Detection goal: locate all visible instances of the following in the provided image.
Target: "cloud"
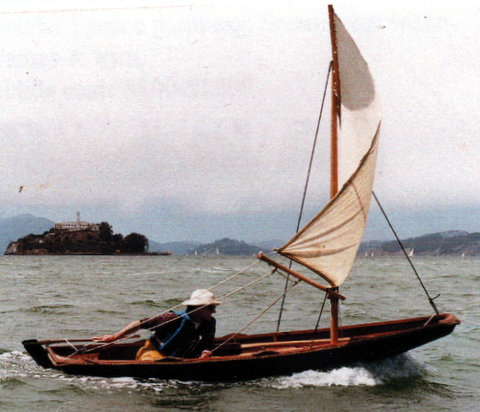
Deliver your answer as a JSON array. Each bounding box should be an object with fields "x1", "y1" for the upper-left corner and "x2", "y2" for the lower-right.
[
  {"x1": 1, "y1": 0, "x2": 479, "y2": 239},
  {"x1": 1, "y1": 2, "x2": 332, "y2": 215}
]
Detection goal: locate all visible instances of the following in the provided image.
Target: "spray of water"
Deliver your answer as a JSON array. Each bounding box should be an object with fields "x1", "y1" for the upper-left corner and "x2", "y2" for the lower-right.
[{"x1": 1, "y1": 350, "x2": 424, "y2": 392}]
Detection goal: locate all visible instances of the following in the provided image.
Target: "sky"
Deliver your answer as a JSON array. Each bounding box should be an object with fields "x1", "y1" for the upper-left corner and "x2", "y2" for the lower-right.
[{"x1": 1, "y1": 0, "x2": 479, "y2": 243}]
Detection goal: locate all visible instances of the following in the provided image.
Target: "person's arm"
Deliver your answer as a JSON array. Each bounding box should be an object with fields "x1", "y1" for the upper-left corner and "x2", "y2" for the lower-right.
[
  {"x1": 199, "y1": 318, "x2": 216, "y2": 358},
  {"x1": 92, "y1": 319, "x2": 141, "y2": 342}
]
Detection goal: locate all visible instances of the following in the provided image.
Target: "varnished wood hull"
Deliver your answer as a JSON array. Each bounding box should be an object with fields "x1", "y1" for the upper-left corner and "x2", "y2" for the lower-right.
[{"x1": 23, "y1": 313, "x2": 459, "y2": 381}]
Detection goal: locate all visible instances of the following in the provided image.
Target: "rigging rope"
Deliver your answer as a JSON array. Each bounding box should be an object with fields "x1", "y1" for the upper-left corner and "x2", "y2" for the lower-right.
[
  {"x1": 211, "y1": 267, "x2": 276, "y2": 305},
  {"x1": 212, "y1": 278, "x2": 298, "y2": 354},
  {"x1": 139, "y1": 260, "x2": 262, "y2": 319},
  {"x1": 80, "y1": 261, "x2": 270, "y2": 353},
  {"x1": 371, "y1": 191, "x2": 440, "y2": 316},
  {"x1": 277, "y1": 61, "x2": 333, "y2": 331},
  {"x1": 314, "y1": 291, "x2": 328, "y2": 332},
  {"x1": 208, "y1": 260, "x2": 261, "y2": 292}
]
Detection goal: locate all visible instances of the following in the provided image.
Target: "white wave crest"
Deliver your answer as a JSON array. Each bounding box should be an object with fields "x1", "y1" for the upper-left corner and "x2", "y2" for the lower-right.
[
  {"x1": 273, "y1": 367, "x2": 378, "y2": 388},
  {"x1": 0, "y1": 350, "x2": 27, "y2": 359},
  {"x1": 0, "y1": 350, "x2": 35, "y2": 380},
  {"x1": 272, "y1": 355, "x2": 424, "y2": 388}
]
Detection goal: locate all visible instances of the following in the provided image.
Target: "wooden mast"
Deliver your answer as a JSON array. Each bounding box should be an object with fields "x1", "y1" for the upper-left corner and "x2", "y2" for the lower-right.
[
  {"x1": 256, "y1": 5, "x2": 343, "y2": 342},
  {"x1": 329, "y1": 4, "x2": 339, "y2": 200},
  {"x1": 328, "y1": 4, "x2": 340, "y2": 344}
]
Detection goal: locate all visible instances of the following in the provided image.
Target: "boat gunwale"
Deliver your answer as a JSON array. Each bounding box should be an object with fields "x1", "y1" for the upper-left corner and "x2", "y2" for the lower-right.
[{"x1": 40, "y1": 313, "x2": 459, "y2": 367}]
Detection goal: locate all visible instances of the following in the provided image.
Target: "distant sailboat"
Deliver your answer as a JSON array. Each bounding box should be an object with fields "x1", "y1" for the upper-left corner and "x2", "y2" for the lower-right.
[
  {"x1": 23, "y1": 5, "x2": 459, "y2": 381},
  {"x1": 408, "y1": 248, "x2": 415, "y2": 257}
]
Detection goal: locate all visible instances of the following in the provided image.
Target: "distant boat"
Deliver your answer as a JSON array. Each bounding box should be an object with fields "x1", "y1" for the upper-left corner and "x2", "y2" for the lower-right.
[
  {"x1": 23, "y1": 5, "x2": 459, "y2": 381},
  {"x1": 408, "y1": 248, "x2": 415, "y2": 257}
]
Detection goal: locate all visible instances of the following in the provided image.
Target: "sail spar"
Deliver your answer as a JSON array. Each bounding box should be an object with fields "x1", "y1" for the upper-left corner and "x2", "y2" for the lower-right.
[{"x1": 277, "y1": 11, "x2": 381, "y2": 288}]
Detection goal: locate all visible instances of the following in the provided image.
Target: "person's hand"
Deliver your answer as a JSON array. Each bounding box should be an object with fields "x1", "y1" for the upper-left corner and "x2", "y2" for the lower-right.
[
  {"x1": 92, "y1": 334, "x2": 117, "y2": 343},
  {"x1": 200, "y1": 350, "x2": 212, "y2": 359}
]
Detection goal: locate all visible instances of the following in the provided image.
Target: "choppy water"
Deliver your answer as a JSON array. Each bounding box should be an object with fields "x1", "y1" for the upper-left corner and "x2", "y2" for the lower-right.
[{"x1": 0, "y1": 255, "x2": 478, "y2": 411}]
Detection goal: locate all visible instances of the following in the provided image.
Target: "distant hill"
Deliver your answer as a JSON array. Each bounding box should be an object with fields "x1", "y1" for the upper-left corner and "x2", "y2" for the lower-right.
[
  {"x1": 359, "y1": 230, "x2": 480, "y2": 256},
  {"x1": 255, "y1": 239, "x2": 285, "y2": 253},
  {"x1": 187, "y1": 238, "x2": 260, "y2": 256},
  {"x1": 149, "y1": 240, "x2": 201, "y2": 255},
  {"x1": 0, "y1": 214, "x2": 54, "y2": 253},
  {"x1": 5, "y1": 213, "x2": 477, "y2": 257},
  {"x1": 148, "y1": 239, "x2": 285, "y2": 255}
]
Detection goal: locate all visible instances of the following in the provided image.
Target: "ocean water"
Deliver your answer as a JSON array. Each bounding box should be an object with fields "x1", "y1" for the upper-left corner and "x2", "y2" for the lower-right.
[{"x1": 0, "y1": 255, "x2": 477, "y2": 411}]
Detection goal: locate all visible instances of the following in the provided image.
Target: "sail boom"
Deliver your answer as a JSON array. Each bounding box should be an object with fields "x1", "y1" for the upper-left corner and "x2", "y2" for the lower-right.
[
  {"x1": 276, "y1": 250, "x2": 336, "y2": 287},
  {"x1": 256, "y1": 253, "x2": 345, "y2": 300}
]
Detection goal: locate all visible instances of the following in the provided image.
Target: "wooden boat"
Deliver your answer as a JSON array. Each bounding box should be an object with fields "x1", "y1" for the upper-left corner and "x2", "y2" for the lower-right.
[
  {"x1": 23, "y1": 5, "x2": 459, "y2": 381},
  {"x1": 23, "y1": 314, "x2": 458, "y2": 381}
]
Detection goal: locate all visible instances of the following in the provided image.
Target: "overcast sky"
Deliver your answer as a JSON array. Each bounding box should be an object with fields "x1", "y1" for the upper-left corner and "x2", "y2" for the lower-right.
[{"x1": 1, "y1": 0, "x2": 479, "y2": 242}]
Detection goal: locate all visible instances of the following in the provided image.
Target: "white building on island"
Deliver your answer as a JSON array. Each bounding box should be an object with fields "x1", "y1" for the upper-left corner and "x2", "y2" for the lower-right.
[{"x1": 54, "y1": 212, "x2": 99, "y2": 232}]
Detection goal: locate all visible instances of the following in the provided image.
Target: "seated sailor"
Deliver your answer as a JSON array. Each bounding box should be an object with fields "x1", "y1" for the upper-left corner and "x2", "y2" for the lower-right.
[{"x1": 93, "y1": 289, "x2": 221, "y2": 360}]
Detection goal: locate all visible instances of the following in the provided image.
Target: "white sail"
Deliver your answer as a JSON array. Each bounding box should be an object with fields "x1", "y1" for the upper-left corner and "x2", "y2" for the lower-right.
[{"x1": 277, "y1": 12, "x2": 381, "y2": 287}]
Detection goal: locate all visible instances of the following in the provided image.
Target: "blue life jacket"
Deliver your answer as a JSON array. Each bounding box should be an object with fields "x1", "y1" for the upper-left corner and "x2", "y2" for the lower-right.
[{"x1": 150, "y1": 310, "x2": 215, "y2": 358}]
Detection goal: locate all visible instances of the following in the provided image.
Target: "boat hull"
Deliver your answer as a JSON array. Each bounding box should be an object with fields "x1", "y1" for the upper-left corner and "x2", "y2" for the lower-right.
[{"x1": 23, "y1": 313, "x2": 459, "y2": 381}]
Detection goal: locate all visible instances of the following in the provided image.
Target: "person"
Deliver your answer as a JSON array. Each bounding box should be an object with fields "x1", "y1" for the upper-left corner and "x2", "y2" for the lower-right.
[{"x1": 93, "y1": 289, "x2": 221, "y2": 360}]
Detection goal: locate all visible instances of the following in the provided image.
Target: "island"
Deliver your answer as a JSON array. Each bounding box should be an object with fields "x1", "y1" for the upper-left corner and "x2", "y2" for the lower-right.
[{"x1": 4, "y1": 222, "x2": 169, "y2": 255}]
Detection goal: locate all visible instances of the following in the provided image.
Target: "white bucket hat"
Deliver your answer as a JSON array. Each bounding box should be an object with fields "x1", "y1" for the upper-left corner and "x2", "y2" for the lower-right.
[{"x1": 182, "y1": 289, "x2": 221, "y2": 306}]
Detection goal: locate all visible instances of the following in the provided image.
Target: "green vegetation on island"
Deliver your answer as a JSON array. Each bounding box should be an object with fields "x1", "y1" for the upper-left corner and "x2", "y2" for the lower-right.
[{"x1": 4, "y1": 222, "x2": 149, "y2": 255}]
